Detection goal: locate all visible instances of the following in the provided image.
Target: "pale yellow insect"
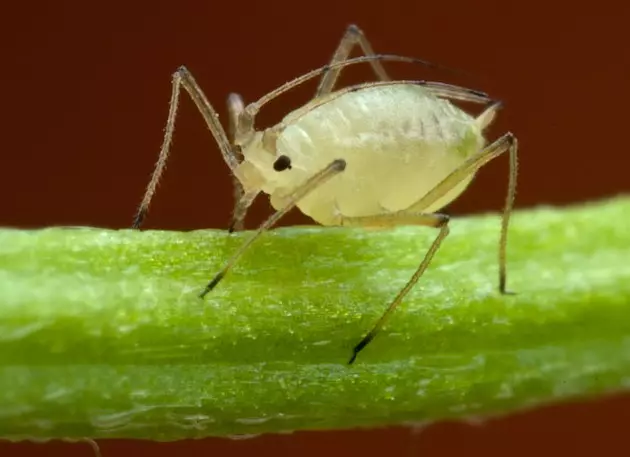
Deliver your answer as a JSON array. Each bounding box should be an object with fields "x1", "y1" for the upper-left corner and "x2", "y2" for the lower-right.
[{"x1": 133, "y1": 25, "x2": 518, "y2": 364}]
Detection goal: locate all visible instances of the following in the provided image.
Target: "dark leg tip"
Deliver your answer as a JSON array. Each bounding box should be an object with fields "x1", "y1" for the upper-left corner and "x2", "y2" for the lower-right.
[
  {"x1": 499, "y1": 276, "x2": 517, "y2": 296},
  {"x1": 132, "y1": 209, "x2": 146, "y2": 230},
  {"x1": 347, "y1": 332, "x2": 374, "y2": 365},
  {"x1": 347, "y1": 352, "x2": 358, "y2": 365},
  {"x1": 228, "y1": 217, "x2": 245, "y2": 234},
  {"x1": 199, "y1": 271, "x2": 225, "y2": 298}
]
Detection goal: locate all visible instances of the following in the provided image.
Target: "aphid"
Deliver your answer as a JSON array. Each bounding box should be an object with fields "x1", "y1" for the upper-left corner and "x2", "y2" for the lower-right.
[{"x1": 133, "y1": 24, "x2": 518, "y2": 365}]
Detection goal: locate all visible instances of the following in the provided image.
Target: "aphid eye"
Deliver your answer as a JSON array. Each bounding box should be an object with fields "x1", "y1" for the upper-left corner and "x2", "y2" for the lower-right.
[{"x1": 273, "y1": 155, "x2": 292, "y2": 172}]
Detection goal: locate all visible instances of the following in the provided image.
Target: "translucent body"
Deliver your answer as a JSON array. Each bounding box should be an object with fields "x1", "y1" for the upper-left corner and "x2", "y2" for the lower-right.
[{"x1": 236, "y1": 84, "x2": 486, "y2": 225}]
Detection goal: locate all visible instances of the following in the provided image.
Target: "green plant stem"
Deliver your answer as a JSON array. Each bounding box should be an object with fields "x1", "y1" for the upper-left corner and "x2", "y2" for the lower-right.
[{"x1": 1, "y1": 197, "x2": 630, "y2": 441}]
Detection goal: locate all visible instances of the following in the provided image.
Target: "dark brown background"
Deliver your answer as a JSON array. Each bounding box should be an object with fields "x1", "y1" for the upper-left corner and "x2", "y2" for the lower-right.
[{"x1": 2, "y1": 0, "x2": 630, "y2": 456}]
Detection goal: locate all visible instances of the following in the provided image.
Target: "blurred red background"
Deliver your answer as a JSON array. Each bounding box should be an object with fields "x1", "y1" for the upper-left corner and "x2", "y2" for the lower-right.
[{"x1": 1, "y1": 0, "x2": 630, "y2": 456}]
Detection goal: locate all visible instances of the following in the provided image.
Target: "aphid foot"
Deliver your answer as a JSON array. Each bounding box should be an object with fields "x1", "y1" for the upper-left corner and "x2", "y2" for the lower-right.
[
  {"x1": 499, "y1": 276, "x2": 517, "y2": 295},
  {"x1": 131, "y1": 208, "x2": 147, "y2": 230},
  {"x1": 348, "y1": 351, "x2": 359, "y2": 365},
  {"x1": 227, "y1": 216, "x2": 246, "y2": 234},
  {"x1": 199, "y1": 271, "x2": 225, "y2": 298},
  {"x1": 348, "y1": 332, "x2": 375, "y2": 365}
]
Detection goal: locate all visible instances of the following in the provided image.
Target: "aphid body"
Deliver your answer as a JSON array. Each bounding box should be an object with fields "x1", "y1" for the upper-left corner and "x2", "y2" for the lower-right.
[{"x1": 235, "y1": 84, "x2": 487, "y2": 225}]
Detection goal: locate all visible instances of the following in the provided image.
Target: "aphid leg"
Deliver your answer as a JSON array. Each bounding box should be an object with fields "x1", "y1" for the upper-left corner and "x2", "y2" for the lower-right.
[
  {"x1": 132, "y1": 66, "x2": 239, "y2": 229},
  {"x1": 199, "y1": 159, "x2": 347, "y2": 298},
  {"x1": 347, "y1": 132, "x2": 518, "y2": 363},
  {"x1": 497, "y1": 134, "x2": 518, "y2": 295},
  {"x1": 473, "y1": 103, "x2": 517, "y2": 294},
  {"x1": 315, "y1": 24, "x2": 390, "y2": 97},
  {"x1": 226, "y1": 93, "x2": 259, "y2": 232},
  {"x1": 343, "y1": 212, "x2": 451, "y2": 364},
  {"x1": 228, "y1": 190, "x2": 259, "y2": 233},
  {"x1": 86, "y1": 439, "x2": 102, "y2": 457},
  {"x1": 227, "y1": 93, "x2": 246, "y2": 232},
  {"x1": 410, "y1": 131, "x2": 518, "y2": 294}
]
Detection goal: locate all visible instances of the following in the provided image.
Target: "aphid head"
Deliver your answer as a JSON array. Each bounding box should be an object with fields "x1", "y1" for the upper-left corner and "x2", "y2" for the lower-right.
[{"x1": 232, "y1": 129, "x2": 304, "y2": 196}]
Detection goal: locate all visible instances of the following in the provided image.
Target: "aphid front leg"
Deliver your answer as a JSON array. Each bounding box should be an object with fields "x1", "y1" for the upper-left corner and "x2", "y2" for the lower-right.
[
  {"x1": 199, "y1": 159, "x2": 347, "y2": 298},
  {"x1": 228, "y1": 190, "x2": 259, "y2": 233},
  {"x1": 342, "y1": 211, "x2": 451, "y2": 365},
  {"x1": 315, "y1": 24, "x2": 391, "y2": 97},
  {"x1": 226, "y1": 93, "x2": 259, "y2": 232},
  {"x1": 132, "y1": 66, "x2": 239, "y2": 229},
  {"x1": 226, "y1": 93, "x2": 246, "y2": 232}
]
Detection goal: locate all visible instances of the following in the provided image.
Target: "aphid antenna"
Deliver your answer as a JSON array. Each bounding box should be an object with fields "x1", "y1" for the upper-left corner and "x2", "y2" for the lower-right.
[{"x1": 248, "y1": 54, "x2": 488, "y2": 116}]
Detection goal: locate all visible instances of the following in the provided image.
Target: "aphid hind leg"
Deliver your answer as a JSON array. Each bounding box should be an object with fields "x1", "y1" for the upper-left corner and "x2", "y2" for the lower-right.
[
  {"x1": 199, "y1": 159, "x2": 347, "y2": 298},
  {"x1": 348, "y1": 132, "x2": 518, "y2": 363},
  {"x1": 316, "y1": 24, "x2": 391, "y2": 97},
  {"x1": 132, "y1": 66, "x2": 239, "y2": 229},
  {"x1": 409, "y1": 132, "x2": 519, "y2": 295},
  {"x1": 343, "y1": 212, "x2": 450, "y2": 365}
]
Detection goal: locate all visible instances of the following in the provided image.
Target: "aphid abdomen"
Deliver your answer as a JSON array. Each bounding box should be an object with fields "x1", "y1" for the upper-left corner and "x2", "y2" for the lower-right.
[{"x1": 271, "y1": 84, "x2": 485, "y2": 225}]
